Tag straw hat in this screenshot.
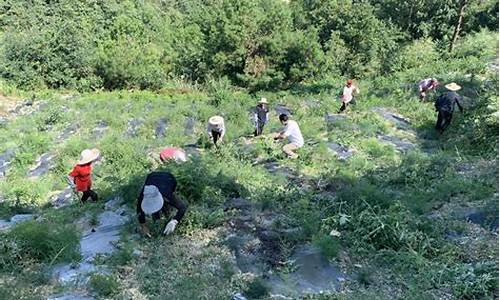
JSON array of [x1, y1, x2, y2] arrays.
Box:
[[258, 97, 268, 104], [77, 148, 100, 165], [141, 185, 164, 215], [208, 115, 224, 126], [445, 82, 461, 91]]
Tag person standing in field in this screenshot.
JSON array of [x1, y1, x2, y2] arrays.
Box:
[[274, 114, 304, 159], [207, 116, 225, 147], [338, 79, 360, 113], [68, 148, 100, 203], [434, 82, 464, 134], [254, 97, 269, 136], [418, 78, 439, 101], [136, 171, 188, 238]]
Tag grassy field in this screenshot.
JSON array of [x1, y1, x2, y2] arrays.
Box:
[[0, 62, 498, 299]]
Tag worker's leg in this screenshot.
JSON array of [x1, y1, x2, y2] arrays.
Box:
[[81, 190, 91, 203], [435, 111, 445, 132], [420, 91, 426, 101], [257, 122, 265, 135], [282, 143, 299, 159], [211, 130, 220, 145], [441, 112, 453, 132], [88, 189, 98, 202], [338, 102, 348, 113]]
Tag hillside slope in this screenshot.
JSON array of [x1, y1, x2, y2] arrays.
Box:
[[0, 66, 497, 299]]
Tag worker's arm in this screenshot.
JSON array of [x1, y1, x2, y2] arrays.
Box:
[[455, 96, 464, 113], [169, 194, 188, 222]]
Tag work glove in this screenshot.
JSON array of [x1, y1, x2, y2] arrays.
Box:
[[163, 219, 178, 235]]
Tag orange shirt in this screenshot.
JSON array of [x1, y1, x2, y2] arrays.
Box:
[[69, 164, 92, 192]]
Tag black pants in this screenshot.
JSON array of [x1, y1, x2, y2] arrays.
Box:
[[435, 110, 453, 133], [254, 122, 265, 136], [211, 130, 221, 145], [81, 189, 98, 203], [338, 99, 355, 113]]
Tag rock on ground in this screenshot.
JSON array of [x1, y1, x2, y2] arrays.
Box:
[[184, 116, 196, 136], [125, 118, 144, 137], [155, 118, 168, 138], [268, 245, 346, 297], [57, 124, 79, 142], [52, 187, 75, 209], [377, 134, 416, 153], [327, 143, 355, 160], [371, 107, 412, 130], [92, 120, 108, 139], [0, 148, 15, 178], [53, 197, 130, 286], [0, 214, 36, 231], [27, 153, 55, 178], [275, 104, 292, 116]]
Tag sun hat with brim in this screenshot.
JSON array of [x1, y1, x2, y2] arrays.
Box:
[[141, 185, 164, 215], [208, 116, 224, 126], [445, 82, 461, 91], [77, 148, 100, 165], [258, 98, 268, 104]]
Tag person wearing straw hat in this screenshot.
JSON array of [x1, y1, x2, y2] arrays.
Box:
[[418, 77, 439, 101], [338, 79, 360, 113], [207, 115, 225, 146], [434, 82, 464, 133], [253, 97, 269, 136], [68, 148, 100, 203], [136, 171, 188, 237], [274, 114, 304, 159]]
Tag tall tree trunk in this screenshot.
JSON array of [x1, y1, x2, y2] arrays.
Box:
[[449, 0, 468, 52]]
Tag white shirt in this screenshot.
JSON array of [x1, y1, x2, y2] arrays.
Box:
[[343, 85, 358, 103], [283, 120, 304, 147], [207, 122, 225, 135]]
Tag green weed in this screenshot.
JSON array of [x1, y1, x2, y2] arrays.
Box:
[[89, 273, 119, 297]]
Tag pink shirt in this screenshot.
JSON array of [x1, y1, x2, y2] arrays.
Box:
[[419, 78, 437, 92]]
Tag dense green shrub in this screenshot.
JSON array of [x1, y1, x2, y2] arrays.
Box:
[[1, 0, 495, 90], [0, 221, 79, 269], [89, 273, 120, 297], [388, 38, 440, 73]]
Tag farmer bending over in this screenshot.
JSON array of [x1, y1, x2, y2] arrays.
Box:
[[137, 171, 188, 237], [207, 115, 225, 147], [418, 78, 439, 101], [68, 148, 100, 203], [274, 114, 304, 159], [435, 82, 463, 134]]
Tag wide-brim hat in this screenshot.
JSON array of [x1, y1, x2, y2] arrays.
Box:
[[208, 115, 224, 126], [77, 148, 100, 165], [258, 97, 268, 104], [141, 185, 164, 215], [445, 82, 461, 91]]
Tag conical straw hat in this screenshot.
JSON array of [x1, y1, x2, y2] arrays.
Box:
[[77, 148, 100, 165], [445, 82, 461, 91]]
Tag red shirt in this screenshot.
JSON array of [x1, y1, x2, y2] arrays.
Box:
[[69, 164, 92, 192]]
